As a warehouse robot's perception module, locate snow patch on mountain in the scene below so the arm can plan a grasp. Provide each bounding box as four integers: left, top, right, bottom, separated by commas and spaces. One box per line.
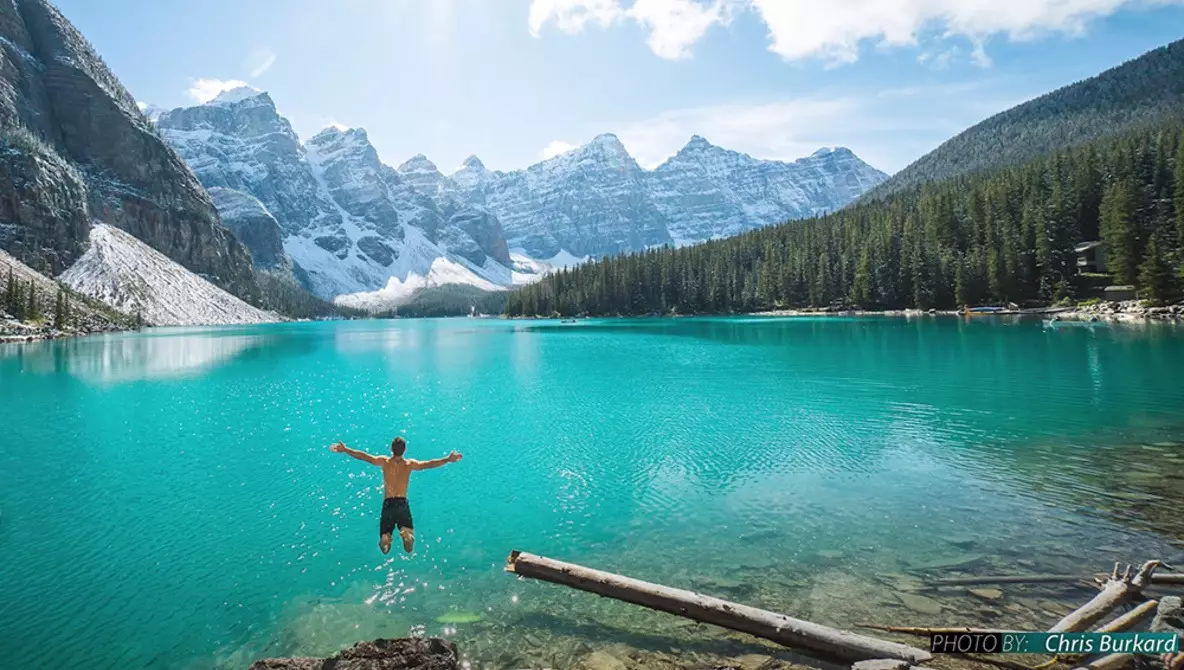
332, 226, 503, 311
59, 224, 277, 326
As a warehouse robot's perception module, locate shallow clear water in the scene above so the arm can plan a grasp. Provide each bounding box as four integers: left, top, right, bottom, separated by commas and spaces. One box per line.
2, 316, 1183, 669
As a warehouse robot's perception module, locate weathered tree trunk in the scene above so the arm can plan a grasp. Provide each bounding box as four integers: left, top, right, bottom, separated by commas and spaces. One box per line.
505, 551, 933, 664
1051, 562, 1162, 633
1095, 600, 1159, 633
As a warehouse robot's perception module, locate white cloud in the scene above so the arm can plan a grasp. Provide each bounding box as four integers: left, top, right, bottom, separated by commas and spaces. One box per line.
186, 78, 250, 104
247, 47, 277, 77
542, 140, 578, 159
135, 101, 147, 111
529, 0, 1184, 64
529, 0, 624, 36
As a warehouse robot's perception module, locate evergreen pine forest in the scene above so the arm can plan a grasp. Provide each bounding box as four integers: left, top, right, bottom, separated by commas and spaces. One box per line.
505, 122, 1184, 317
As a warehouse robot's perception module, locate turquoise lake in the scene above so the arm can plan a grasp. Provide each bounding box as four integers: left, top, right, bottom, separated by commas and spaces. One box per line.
2, 317, 1184, 669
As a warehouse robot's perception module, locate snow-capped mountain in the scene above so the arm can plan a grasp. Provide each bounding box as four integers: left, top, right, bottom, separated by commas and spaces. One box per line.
648, 137, 888, 244
0, 0, 256, 298
440, 134, 673, 259
155, 88, 519, 305
151, 87, 885, 305
430, 133, 886, 257
60, 224, 275, 326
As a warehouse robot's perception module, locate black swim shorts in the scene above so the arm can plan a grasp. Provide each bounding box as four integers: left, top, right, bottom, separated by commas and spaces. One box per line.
380, 497, 413, 535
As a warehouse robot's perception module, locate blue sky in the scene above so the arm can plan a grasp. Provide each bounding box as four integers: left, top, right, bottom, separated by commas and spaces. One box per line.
56, 0, 1184, 175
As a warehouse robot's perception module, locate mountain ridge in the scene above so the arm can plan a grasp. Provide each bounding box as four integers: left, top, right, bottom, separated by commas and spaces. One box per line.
865, 37, 1184, 201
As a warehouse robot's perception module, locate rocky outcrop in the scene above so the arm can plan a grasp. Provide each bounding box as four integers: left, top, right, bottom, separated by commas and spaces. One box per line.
207, 187, 287, 269
249, 637, 459, 670
0, 0, 256, 297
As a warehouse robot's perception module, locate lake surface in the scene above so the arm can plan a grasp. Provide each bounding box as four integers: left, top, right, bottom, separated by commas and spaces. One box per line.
2, 317, 1183, 670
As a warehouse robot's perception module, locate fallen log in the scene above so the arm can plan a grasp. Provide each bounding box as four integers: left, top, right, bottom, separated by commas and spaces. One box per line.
505, 551, 932, 664
857, 624, 1012, 635
1094, 600, 1159, 633
1051, 562, 1163, 633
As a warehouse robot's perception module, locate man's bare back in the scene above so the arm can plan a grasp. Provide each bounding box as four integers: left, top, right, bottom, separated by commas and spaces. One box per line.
330, 436, 462, 554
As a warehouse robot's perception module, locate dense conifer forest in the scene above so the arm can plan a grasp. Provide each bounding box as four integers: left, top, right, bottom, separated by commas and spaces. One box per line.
505, 122, 1184, 317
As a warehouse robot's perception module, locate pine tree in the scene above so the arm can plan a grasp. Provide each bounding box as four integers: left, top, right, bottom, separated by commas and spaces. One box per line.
1176, 138, 1184, 248
26, 281, 39, 321
852, 247, 872, 307
1100, 179, 1139, 284
1138, 236, 1177, 304
53, 289, 65, 330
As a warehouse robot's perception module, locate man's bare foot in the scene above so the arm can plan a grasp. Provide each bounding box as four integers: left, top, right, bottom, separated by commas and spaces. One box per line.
400, 528, 415, 553
379, 533, 392, 554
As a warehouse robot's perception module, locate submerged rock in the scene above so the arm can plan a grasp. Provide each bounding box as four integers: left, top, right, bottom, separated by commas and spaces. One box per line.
249, 637, 459, 670
969, 588, 1004, 601
897, 593, 943, 615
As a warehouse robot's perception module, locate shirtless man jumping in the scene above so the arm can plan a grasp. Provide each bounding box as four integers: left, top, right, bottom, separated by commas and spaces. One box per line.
330, 436, 462, 554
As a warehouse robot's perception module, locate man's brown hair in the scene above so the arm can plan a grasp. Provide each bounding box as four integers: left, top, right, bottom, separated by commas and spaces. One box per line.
391, 436, 407, 456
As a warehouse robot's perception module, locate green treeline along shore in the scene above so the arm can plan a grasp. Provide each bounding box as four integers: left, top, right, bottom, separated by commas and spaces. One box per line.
505, 120, 1184, 317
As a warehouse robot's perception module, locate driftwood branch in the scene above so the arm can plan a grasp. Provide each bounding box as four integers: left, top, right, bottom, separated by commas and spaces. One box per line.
505, 551, 932, 664
1050, 562, 1162, 633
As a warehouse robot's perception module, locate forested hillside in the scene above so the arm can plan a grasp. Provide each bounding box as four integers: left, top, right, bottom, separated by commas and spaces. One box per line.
376, 284, 509, 318
505, 122, 1184, 316
866, 39, 1184, 201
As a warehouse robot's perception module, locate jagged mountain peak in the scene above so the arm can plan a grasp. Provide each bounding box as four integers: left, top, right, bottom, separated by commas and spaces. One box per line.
309, 125, 369, 145
460, 154, 485, 171
398, 154, 441, 175
586, 132, 629, 154
809, 146, 855, 160
209, 85, 269, 106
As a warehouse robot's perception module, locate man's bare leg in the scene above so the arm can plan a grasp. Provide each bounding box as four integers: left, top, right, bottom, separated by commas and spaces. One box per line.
379, 533, 393, 554
399, 528, 415, 553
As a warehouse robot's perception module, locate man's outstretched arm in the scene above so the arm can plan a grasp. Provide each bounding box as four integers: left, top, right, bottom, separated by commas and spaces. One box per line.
330, 441, 382, 465
409, 450, 463, 471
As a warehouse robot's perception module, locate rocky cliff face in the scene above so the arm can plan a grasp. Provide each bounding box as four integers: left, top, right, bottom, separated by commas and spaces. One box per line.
206, 187, 287, 269
438, 134, 886, 258
157, 90, 514, 302
443, 134, 672, 258
0, 0, 256, 296
648, 138, 888, 242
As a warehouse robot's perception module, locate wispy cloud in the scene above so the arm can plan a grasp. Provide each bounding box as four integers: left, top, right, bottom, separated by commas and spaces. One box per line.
135, 101, 148, 111
529, 0, 1184, 64
542, 140, 578, 159
186, 78, 250, 104
613, 81, 1024, 173
247, 47, 277, 77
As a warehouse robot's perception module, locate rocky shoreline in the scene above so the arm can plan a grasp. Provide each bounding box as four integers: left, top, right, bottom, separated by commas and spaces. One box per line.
754, 299, 1184, 323
250, 638, 460, 670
